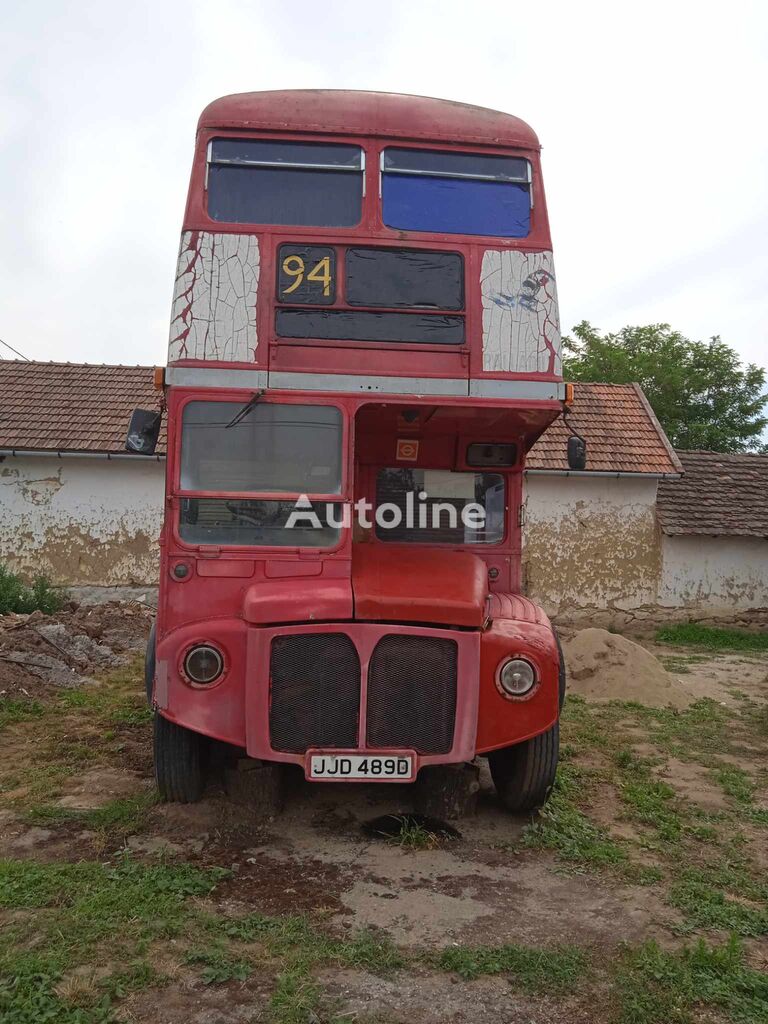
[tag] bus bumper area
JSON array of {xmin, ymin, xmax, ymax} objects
[{"xmin": 153, "ymin": 602, "xmax": 560, "ymax": 778}]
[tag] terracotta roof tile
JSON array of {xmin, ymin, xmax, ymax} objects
[
  {"xmin": 0, "ymin": 363, "xmax": 679, "ymax": 477},
  {"xmin": 657, "ymin": 450, "xmax": 768, "ymax": 538},
  {"xmin": 0, "ymin": 361, "xmax": 165, "ymax": 455},
  {"xmin": 527, "ymin": 382, "xmax": 682, "ymax": 476}
]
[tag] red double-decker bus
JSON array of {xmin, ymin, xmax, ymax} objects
[{"xmin": 134, "ymin": 90, "xmax": 571, "ymax": 812}]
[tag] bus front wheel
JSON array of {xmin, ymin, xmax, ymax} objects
[
  {"xmin": 153, "ymin": 713, "xmax": 206, "ymax": 803},
  {"xmin": 488, "ymin": 721, "xmax": 559, "ymax": 813}
]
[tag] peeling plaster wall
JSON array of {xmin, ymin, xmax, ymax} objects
[
  {"xmin": 0, "ymin": 457, "xmax": 164, "ymax": 586},
  {"xmin": 522, "ymin": 475, "xmax": 661, "ymax": 621},
  {"xmin": 168, "ymin": 231, "xmax": 260, "ymax": 362},
  {"xmin": 480, "ymin": 250, "xmax": 561, "ymax": 374},
  {"xmin": 659, "ymin": 535, "xmax": 768, "ymax": 615}
]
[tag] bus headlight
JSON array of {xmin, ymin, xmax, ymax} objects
[
  {"xmin": 184, "ymin": 644, "xmax": 224, "ymax": 685},
  {"xmin": 497, "ymin": 657, "xmax": 537, "ymax": 698}
]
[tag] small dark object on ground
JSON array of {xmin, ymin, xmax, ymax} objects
[
  {"xmin": 224, "ymin": 757, "xmax": 285, "ymax": 814},
  {"xmin": 414, "ymin": 762, "xmax": 480, "ymax": 819}
]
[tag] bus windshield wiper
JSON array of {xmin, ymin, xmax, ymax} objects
[{"xmin": 225, "ymin": 390, "xmax": 265, "ymax": 429}]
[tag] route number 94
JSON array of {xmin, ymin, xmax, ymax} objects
[{"xmin": 277, "ymin": 244, "xmax": 336, "ymax": 305}]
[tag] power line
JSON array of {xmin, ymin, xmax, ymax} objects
[{"xmin": 0, "ymin": 337, "xmax": 31, "ymax": 361}]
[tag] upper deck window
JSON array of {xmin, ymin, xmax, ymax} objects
[
  {"xmin": 381, "ymin": 148, "xmax": 531, "ymax": 238},
  {"xmin": 207, "ymin": 139, "xmax": 364, "ymax": 227}
]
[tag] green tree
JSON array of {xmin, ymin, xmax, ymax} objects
[{"xmin": 563, "ymin": 322, "xmax": 768, "ymax": 453}]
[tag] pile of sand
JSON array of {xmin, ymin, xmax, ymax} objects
[{"xmin": 561, "ymin": 628, "xmax": 693, "ymax": 709}]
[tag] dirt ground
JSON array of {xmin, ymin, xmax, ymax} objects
[{"xmin": 1, "ymin": 606, "xmax": 766, "ymax": 1023}]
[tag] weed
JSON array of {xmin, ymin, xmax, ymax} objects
[
  {"xmin": 389, "ymin": 818, "xmax": 441, "ymax": 850},
  {"xmin": 656, "ymin": 622, "xmax": 768, "ymax": 652},
  {"xmin": 0, "ymin": 951, "xmax": 113, "ymax": 1024},
  {"xmin": 437, "ymin": 943, "xmax": 587, "ymax": 992},
  {"xmin": 99, "ymin": 960, "xmax": 160, "ymax": 999},
  {"xmin": 270, "ymin": 968, "xmax": 321, "ymax": 1024},
  {"xmin": 0, "ymin": 565, "xmax": 67, "ymax": 616},
  {"xmin": 185, "ymin": 948, "xmax": 251, "ymax": 985}
]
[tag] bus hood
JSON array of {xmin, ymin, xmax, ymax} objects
[{"xmin": 352, "ymin": 545, "xmax": 489, "ymax": 629}]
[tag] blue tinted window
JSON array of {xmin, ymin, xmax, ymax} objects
[
  {"xmin": 208, "ymin": 139, "xmax": 363, "ymax": 227},
  {"xmin": 382, "ymin": 147, "xmax": 531, "ymax": 238}
]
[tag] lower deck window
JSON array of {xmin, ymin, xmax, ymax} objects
[
  {"xmin": 179, "ymin": 498, "xmax": 342, "ymax": 548},
  {"xmin": 374, "ymin": 469, "xmax": 504, "ymax": 544}
]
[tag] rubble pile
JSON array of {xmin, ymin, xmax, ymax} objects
[{"xmin": 0, "ymin": 601, "xmax": 153, "ymax": 695}]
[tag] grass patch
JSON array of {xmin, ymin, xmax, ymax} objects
[
  {"xmin": 0, "ymin": 951, "xmax": 113, "ymax": 1024},
  {"xmin": 657, "ymin": 654, "xmax": 708, "ymax": 675},
  {"xmin": 615, "ymin": 935, "xmax": 768, "ymax": 1023},
  {"xmin": 436, "ymin": 942, "xmax": 587, "ymax": 992},
  {"xmin": 0, "ymin": 698, "xmax": 45, "ymax": 731},
  {"xmin": 0, "ymin": 856, "xmax": 229, "ymax": 1022},
  {"xmin": 656, "ymin": 622, "xmax": 768, "ymax": 652},
  {"xmin": 615, "ymin": 751, "xmax": 685, "ymax": 844},
  {"xmin": 0, "ymin": 856, "xmax": 227, "ymax": 918},
  {"xmin": 212, "ymin": 912, "xmax": 404, "ymax": 1023},
  {"xmin": 632, "ymin": 699, "xmax": 736, "ymax": 760},
  {"xmin": 25, "ymin": 792, "xmax": 157, "ymax": 835},
  {"xmin": 668, "ymin": 866, "xmax": 768, "ymax": 937},
  {"xmin": 0, "ymin": 659, "xmax": 150, "ymax": 814},
  {"xmin": 711, "ymin": 765, "xmax": 756, "ymax": 806},
  {"xmin": 521, "ymin": 763, "xmax": 628, "ymax": 869},
  {"xmin": 217, "ymin": 911, "xmax": 404, "ymax": 973}
]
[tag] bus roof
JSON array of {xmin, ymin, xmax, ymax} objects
[{"xmin": 198, "ymin": 90, "xmax": 540, "ymax": 150}]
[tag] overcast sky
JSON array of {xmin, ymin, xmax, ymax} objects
[{"xmin": 1, "ymin": 0, "xmax": 766, "ymax": 376}]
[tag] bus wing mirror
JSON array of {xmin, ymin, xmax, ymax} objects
[
  {"xmin": 567, "ymin": 435, "xmax": 587, "ymax": 471},
  {"xmin": 125, "ymin": 408, "xmax": 162, "ymax": 455}
]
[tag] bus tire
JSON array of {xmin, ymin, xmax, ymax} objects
[
  {"xmin": 154, "ymin": 712, "xmax": 206, "ymax": 803},
  {"xmin": 488, "ymin": 721, "xmax": 559, "ymax": 813},
  {"xmin": 554, "ymin": 629, "xmax": 566, "ymax": 709},
  {"xmin": 145, "ymin": 621, "xmax": 156, "ymax": 705}
]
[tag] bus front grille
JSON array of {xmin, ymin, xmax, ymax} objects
[
  {"xmin": 269, "ymin": 633, "xmax": 360, "ymax": 753},
  {"xmin": 366, "ymin": 635, "xmax": 458, "ymax": 754}
]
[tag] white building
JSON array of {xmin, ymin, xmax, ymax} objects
[{"xmin": 1, "ymin": 361, "xmax": 765, "ymax": 623}]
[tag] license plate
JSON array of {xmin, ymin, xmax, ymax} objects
[{"xmin": 306, "ymin": 753, "xmax": 414, "ymax": 781}]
